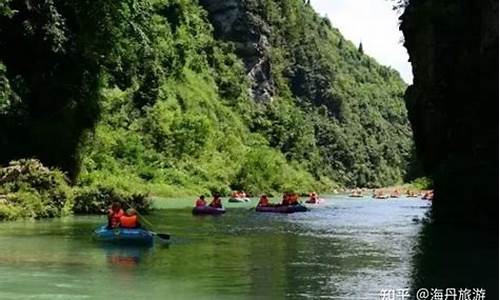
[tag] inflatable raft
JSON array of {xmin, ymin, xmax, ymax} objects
[
  {"xmin": 305, "ymin": 198, "xmax": 325, "ymax": 204},
  {"xmin": 255, "ymin": 205, "xmax": 308, "ymax": 214},
  {"xmin": 94, "ymin": 225, "xmax": 154, "ymax": 245},
  {"xmin": 192, "ymin": 206, "xmax": 226, "ymax": 215},
  {"xmin": 349, "ymin": 194, "xmax": 364, "ymax": 198},
  {"xmin": 228, "ymin": 197, "xmax": 250, "ymax": 203}
]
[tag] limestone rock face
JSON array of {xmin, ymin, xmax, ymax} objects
[
  {"xmin": 199, "ymin": 0, "xmax": 275, "ymax": 102},
  {"xmin": 401, "ymin": 0, "xmax": 498, "ymax": 225}
]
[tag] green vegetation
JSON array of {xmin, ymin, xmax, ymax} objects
[
  {"xmin": 0, "ymin": 159, "xmax": 152, "ymax": 220},
  {"xmin": 246, "ymin": 0, "xmax": 412, "ymax": 187},
  {"xmin": 0, "ymin": 0, "xmax": 413, "ymax": 213},
  {"xmin": 73, "ymin": 185, "xmax": 151, "ymax": 215},
  {"xmin": 0, "ymin": 159, "xmax": 72, "ymax": 220},
  {"xmin": 410, "ymin": 177, "xmax": 433, "ymax": 191}
]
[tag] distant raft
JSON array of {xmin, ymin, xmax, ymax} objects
[
  {"xmin": 305, "ymin": 198, "xmax": 325, "ymax": 204},
  {"xmin": 94, "ymin": 225, "xmax": 154, "ymax": 245},
  {"xmin": 228, "ymin": 197, "xmax": 250, "ymax": 203},
  {"xmin": 349, "ymin": 194, "xmax": 364, "ymax": 198},
  {"xmin": 255, "ymin": 205, "xmax": 308, "ymax": 214},
  {"xmin": 192, "ymin": 206, "xmax": 226, "ymax": 215}
]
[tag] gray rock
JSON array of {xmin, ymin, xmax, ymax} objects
[{"xmin": 199, "ymin": 0, "xmax": 275, "ymax": 102}]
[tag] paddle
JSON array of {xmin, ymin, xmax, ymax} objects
[
  {"xmin": 151, "ymin": 232, "xmax": 170, "ymax": 240},
  {"xmin": 137, "ymin": 212, "xmax": 170, "ymax": 241},
  {"xmin": 119, "ymin": 198, "xmax": 170, "ymax": 241}
]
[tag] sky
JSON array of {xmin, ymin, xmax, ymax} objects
[{"xmin": 310, "ymin": 0, "xmax": 413, "ymax": 84}]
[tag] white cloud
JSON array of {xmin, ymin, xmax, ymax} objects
[{"xmin": 310, "ymin": 0, "xmax": 413, "ymax": 84}]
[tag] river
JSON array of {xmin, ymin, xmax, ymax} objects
[{"xmin": 0, "ymin": 196, "xmax": 431, "ymax": 299}]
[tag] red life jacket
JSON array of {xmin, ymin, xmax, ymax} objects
[
  {"xmin": 120, "ymin": 215, "xmax": 138, "ymax": 228},
  {"xmin": 108, "ymin": 209, "xmax": 124, "ymax": 227},
  {"xmin": 195, "ymin": 199, "xmax": 206, "ymax": 207}
]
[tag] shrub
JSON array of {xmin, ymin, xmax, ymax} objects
[
  {"xmin": 0, "ymin": 198, "xmax": 24, "ymax": 220},
  {"xmin": 73, "ymin": 184, "xmax": 152, "ymax": 214},
  {"xmin": 410, "ymin": 177, "xmax": 433, "ymax": 190},
  {"xmin": 0, "ymin": 159, "xmax": 73, "ymax": 220}
]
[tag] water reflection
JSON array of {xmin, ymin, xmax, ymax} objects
[
  {"xmin": 102, "ymin": 244, "xmax": 147, "ymax": 268},
  {"xmin": 411, "ymin": 221, "xmax": 498, "ymax": 299}
]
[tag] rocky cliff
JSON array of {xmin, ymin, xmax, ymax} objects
[
  {"xmin": 199, "ymin": 0, "xmax": 275, "ymax": 101},
  {"xmin": 401, "ymin": 0, "xmax": 498, "ymax": 225}
]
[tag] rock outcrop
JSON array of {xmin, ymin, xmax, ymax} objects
[
  {"xmin": 401, "ymin": 0, "xmax": 498, "ymax": 226},
  {"xmin": 199, "ymin": 0, "xmax": 275, "ymax": 102}
]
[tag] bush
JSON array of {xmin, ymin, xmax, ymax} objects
[
  {"xmin": 73, "ymin": 185, "xmax": 152, "ymax": 214},
  {"xmin": 0, "ymin": 160, "xmax": 153, "ymax": 220},
  {"xmin": 0, "ymin": 159, "xmax": 73, "ymax": 220},
  {"xmin": 0, "ymin": 197, "xmax": 24, "ymax": 220},
  {"xmin": 410, "ymin": 177, "xmax": 433, "ymax": 190}
]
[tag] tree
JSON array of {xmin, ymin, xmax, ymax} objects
[
  {"xmin": 338, "ymin": 37, "xmax": 344, "ymax": 49},
  {"xmin": 358, "ymin": 42, "xmax": 364, "ymax": 54}
]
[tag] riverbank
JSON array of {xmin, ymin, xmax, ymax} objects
[
  {"xmin": 0, "ymin": 159, "xmax": 431, "ymax": 221},
  {"xmin": 341, "ymin": 186, "xmax": 428, "ymax": 197},
  {"xmin": 338, "ymin": 176, "xmax": 433, "ymax": 197}
]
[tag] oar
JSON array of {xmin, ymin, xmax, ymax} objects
[
  {"xmin": 120, "ymin": 198, "xmax": 170, "ymax": 241},
  {"xmin": 150, "ymin": 232, "xmax": 170, "ymax": 240},
  {"xmin": 136, "ymin": 211, "xmax": 170, "ymax": 241}
]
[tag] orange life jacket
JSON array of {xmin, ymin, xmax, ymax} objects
[{"xmin": 120, "ymin": 215, "xmax": 138, "ymax": 228}]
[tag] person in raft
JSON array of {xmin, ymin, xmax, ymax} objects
[
  {"xmin": 120, "ymin": 208, "xmax": 141, "ymax": 228},
  {"xmin": 309, "ymin": 192, "xmax": 318, "ymax": 203},
  {"xmin": 195, "ymin": 195, "xmax": 207, "ymax": 207},
  {"xmin": 281, "ymin": 193, "xmax": 299, "ymax": 206},
  {"xmin": 289, "ymin": 193, "xmax": 299, "ymax": 205},
  {"xmin": 108, "ymin": 201, "xmax": 124, "ymax": 228},
  {"xmin": 258, "ymin": 194, "xmax": 270, "ymax": 207},
  {"xmin": 281, "ymin": 193, "xmax": 291, "ymax": 206},
  {"xmin": 209, "ymin": 194, "xmax": 222, "ymax": 208}
]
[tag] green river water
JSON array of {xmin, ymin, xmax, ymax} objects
[{"xmin": 0, "ymin": 196, "xmax": 436, "ymax": 299}]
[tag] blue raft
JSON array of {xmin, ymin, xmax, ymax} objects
[
  {"xmin": 255, "ymin": 204, "xmax": 308, "ymax": 214},
  {"xmin": 94, "ymin": 225, "xmax": 154, "ymax": 245}
]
